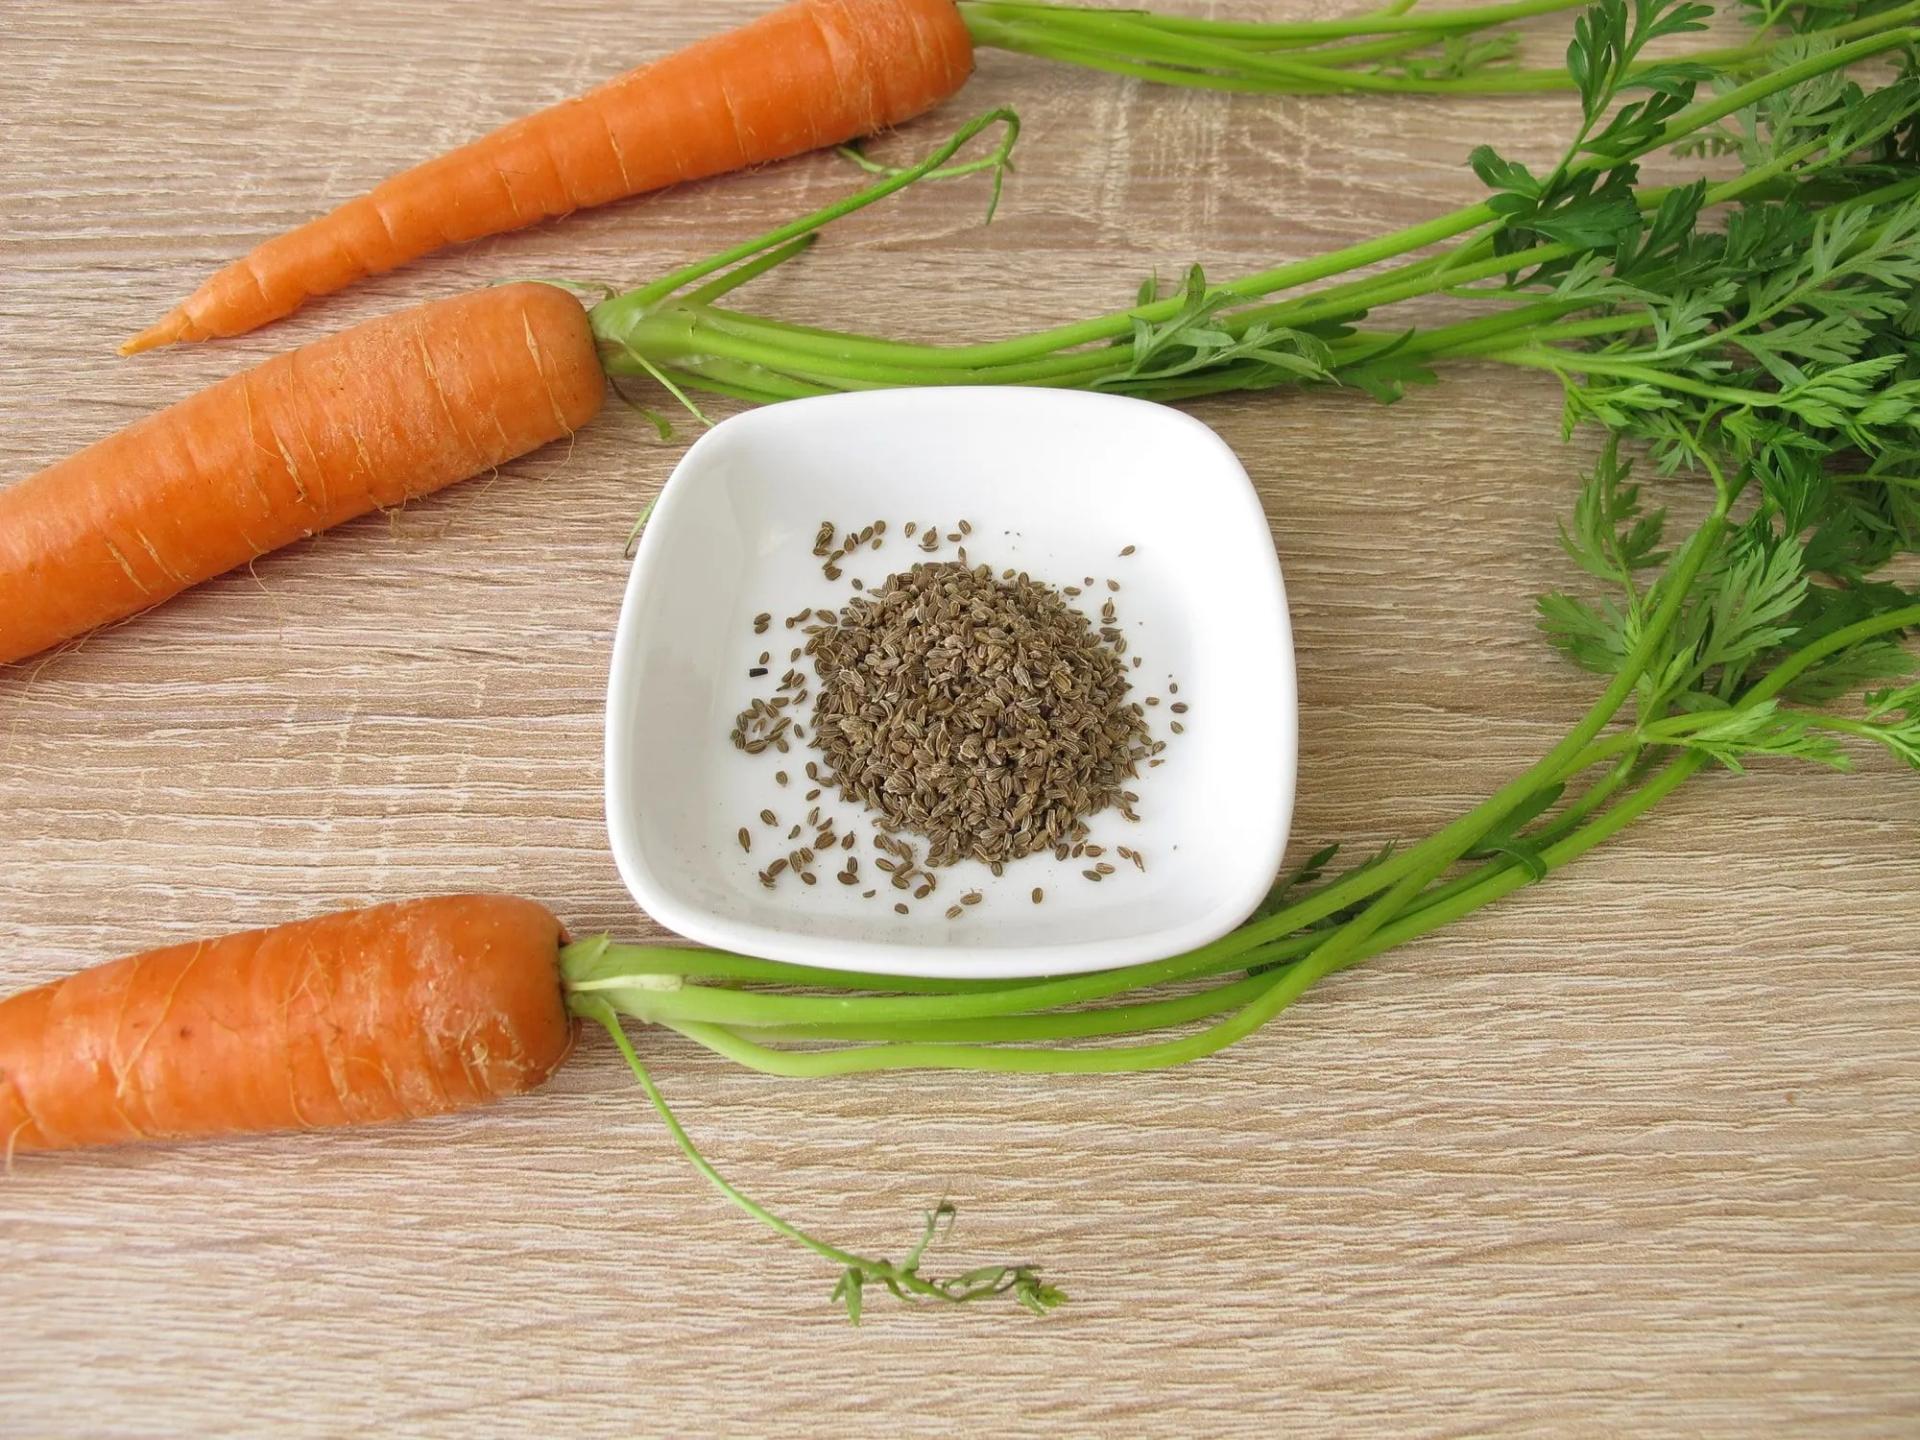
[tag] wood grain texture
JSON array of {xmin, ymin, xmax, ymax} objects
[{"xmin": 1, "ymin": 2, "xmax": 1916, "ymax": 1435}]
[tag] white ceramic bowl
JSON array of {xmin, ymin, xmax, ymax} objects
[{"xmin": 604, "ymin": 387, "xmax": 1295, "ymax": 979}]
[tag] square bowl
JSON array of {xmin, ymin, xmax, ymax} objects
[{"xmin": 604, "ymin": 387, "xmax": 1295, "ymax": 979}]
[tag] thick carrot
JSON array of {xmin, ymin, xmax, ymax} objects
[
  {"xmin": 122, "ymin": 0, "xmax": 975, "ymax": 354},
  {"xmin": 0, "ymin": 896, "xmax": 574, "ymax": 1153},
  {"xmin": 0, "ymin": 283, "xmax": 603, "ymax": 667}
]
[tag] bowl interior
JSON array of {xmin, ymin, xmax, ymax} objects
[{"xmin": 605, "ymin": 388, "xmax": 1294, "ymax": 978}]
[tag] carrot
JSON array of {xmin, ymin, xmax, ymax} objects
[
  {"xmin": 0, "ymin": 282, "xmax": 603, "ymax": 667},
  {"xmin": 0, "ymin": 896, "xmax": 573, "ymax": 1153},
  {"xmin": 120, "ymin": 0, "xmax": 974, "ymax": 354}
]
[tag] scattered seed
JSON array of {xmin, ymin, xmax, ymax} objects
[
  {"xmin": 788, "ymin": 825, "xmax": 802, "ymax": 840},
  {"xmin": 838, "ymin": 872, "xmax": 858, "ymax": 886},
  {"xmin": 962, "ymin": 891, "xmax": 983, "ymax": 906},
  {"xmin": 904, "ymin": 522, "xmax": 918, "ymax": 537},
  {"xmin": 748, "ymin": 666, "xmax": 767, "ymax": 678},
  {"xmin": 1119, "ymin": 544, "xmax": 1136, "ymax": 557},
  {"xmin": 895, "ymin": 902, "xmax": 910, "ymax": 914},
  {"xmin": 759, "ymin": 809, "xmax": 777, "ymax": 826},
  {"xmin": 915, "ymin": 884, "xmax": 934, "ymax": 900},
  {"xmin": 805, "ymin": 788, "xmax": 822, "ymax": 802},
  {"xmin": 863, "ymin": 889, "xmax": 877, "ymax": 898},
  {"xmin": 801, "ymin": 872, "xmax": 818, "ymax": 886},
  {"xmin": 1031, "ymin": 887, "xmax": 1044, "ymax": 904},
  {"xmin": 1146, "ymin": 696, "xmax": 1160, "ymax": 706},
  {"xmin": 1169, "ymin": 682, "xmax": 1179, "ymax": 694},
  {"xmin": 769, "ymin": 858, "xmax": 789, "ymax": 877},
  {"xmin": 1096, "ymin": 863, "xmax": 1115, "ymax": 875},
  {"xmin": 754, "ymin": 612, "xmax": 771, "ymax": 632},
  {"xmin": 758, "ymin": 871, "xmax": 774, "ymax": 888},
  {"xmin": 945, "ymin": 904, "xmax": 964, "ymax": 919},
  {"xmin": 1107, "ymin": 579, "xmax": 1120, "ymax": 592},
  {"xmin": 1130, "ymin": 851, "xmax": 1146, "ymax": 871},
  {"xmin": 1083, "ymin": 869, "xmax": 1103, "ymax": 882},
  {"xmin": 1171, "ymin": 702, "xmax": 1188, "ymax": 714},
  {"xmin": 1171, "ymin": 721, "xmax": 1185, "ymax": 734},
  {"xmin": 775, "ymin": 771, "xmax": 788, "ymax": 786},
  {"xmin": 737, "ymin": 827, "xmax": 752, "ymax": 852}
]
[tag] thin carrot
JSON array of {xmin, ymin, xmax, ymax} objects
[
  {"xmin": 121, "ymin": 0, "xmax": 974, "ymax": 354},
  {"xmin": 0, "ymin": 896, "xmax": 573, "ymax": 1153},
  {"xmin": 0, "ymin": 283, "xmax": 603, "ymax": 667}
]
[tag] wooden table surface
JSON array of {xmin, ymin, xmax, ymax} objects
[{"xmin": 3, "ymin": 2, "xmax": 1917, "ymax": 1434}]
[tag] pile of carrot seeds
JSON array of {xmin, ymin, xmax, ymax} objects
[{"xmin": 730, "ymin": 519, "xmax": 1187, "ymax": 918}]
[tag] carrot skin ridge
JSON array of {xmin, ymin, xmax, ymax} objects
[
  {"xmin": 0, "ymin": 896, "xmax": 573, "ymax": 1152},
  {"xmin": 0, "ymin": 284, "xmax": 603, "ymax": 667},
  {"xmin": 122, "ymin": 0, "xmax": 975, "ymax": 352}
]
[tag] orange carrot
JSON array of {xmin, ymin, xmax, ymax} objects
[
  {"xmin": 122, "ymin": 0, "xmax": 975, "ymax": 354},
  {"xmin": 0, "ymin": 283, "xmax": 603, "ymax": 667},
  {"xmin": 0, "ymin": 896, "xmax": 574, "ymax": 1153}
]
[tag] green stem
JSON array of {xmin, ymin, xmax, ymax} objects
[
  {"xmin": 659, "ymin": 753, "xmax": 1707, "ymax": 1076},
  {"xmin": 1743, "ymin": 604, "xmax": 1920, "ymax": 703},
  {"xmin": 728, "ymin": 747, "xmax": 1659, "ymax": 1048},
  {"xmin": 961, "ymin": 0, "xmax": 1591, "ymax": 44},
  {"xmin": 561, "ymin": 937, "xmax": 1056, "ymax": 993},
  {"xmin": 593, "ymin": 108, "xmax": 1018, "ymax": 318},
  {"xmin": 969, "ymin": 12, "xmax": 1585, "ymax": 94},
  {"xmin": 1490, "ymin": 349, "xmax": 1780, "ymax": 405},
  {"xmin": 578, "ymin": 998, "xmax": 879, "ymax": 1271},
  {"xmin": 578, "ymin": 998, "xmax": 1058, "ymax": 1314}
]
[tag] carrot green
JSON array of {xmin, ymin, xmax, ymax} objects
[
  {"xmin": 567, "ymin": 0, "xmax": 1920, "ymax": 1320},
  {"xmin": 960, "ymin": 0, "xmax": 1920, "ymax": 97}
]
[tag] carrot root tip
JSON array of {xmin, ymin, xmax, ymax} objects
[{"xmin": 120, "ymin": 314, "xmax": 187, "ymax": 356}]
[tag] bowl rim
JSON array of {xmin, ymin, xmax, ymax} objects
[{"xmin": 603, "ymin": 386, "xmax": 1297, "ymax": 978}]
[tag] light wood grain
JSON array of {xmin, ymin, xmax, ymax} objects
[{"xmin": 2, "ymin": 2, "xmax": 1917, "ymax": 1435}]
